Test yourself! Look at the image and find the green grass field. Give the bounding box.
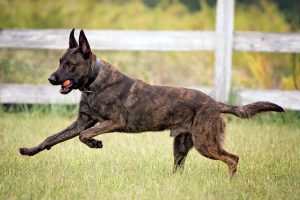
[0,111,299,199]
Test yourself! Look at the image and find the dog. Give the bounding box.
[19,29,284,177]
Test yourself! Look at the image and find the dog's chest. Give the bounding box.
[82,92,117,120]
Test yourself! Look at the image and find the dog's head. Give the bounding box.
[48,29,94,94]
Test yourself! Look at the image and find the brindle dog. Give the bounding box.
[19,29,284,177]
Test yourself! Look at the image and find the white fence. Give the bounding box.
[0,0,299,110]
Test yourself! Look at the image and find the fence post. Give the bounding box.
[214,0,235,102]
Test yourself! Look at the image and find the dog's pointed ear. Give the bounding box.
[69,28,78,48]
[79,30,91,59]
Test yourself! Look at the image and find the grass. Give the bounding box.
[0,110,299,199]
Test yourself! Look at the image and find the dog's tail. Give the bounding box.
[218,101,284,118]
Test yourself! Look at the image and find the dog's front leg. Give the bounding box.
[19,114,97,156]
[79,120,121,148]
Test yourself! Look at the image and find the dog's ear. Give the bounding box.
[79,30,91,59]
[69,28,78,48]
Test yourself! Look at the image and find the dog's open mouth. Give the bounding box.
[60,80,73,94]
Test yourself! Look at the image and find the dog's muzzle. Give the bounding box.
[48,74,60,85]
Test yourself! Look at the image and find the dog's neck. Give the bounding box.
[83,57,101,93]
[86,59,134,94]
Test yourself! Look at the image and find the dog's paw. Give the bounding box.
[19,148,35,156]
[90,139,103,149]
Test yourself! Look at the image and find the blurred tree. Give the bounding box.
[179,0,200,11]
[146,0,300,30]
[143,0,160,8]
[272,0,299,31]
[228,0,299,30]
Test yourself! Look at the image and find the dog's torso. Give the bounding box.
[79,60,217,133]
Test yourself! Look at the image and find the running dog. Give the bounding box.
[19,29,284,177]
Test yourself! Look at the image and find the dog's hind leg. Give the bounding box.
[79,120,122,148]
[172,132,194,174]
[192,111,239,177]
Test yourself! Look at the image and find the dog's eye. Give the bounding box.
[64,63,74,72]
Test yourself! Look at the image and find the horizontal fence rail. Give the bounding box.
[0,84,81,104]
[0,29,215,51]
[1,84,299,111]
[234,32,300,53]
[236,89,300,111]
[1,29,300,52]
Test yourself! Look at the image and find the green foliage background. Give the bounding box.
[0,0,299,89]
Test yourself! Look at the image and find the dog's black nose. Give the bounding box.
[48,75,58,85]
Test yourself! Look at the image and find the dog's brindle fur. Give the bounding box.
[19,29,284,177]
